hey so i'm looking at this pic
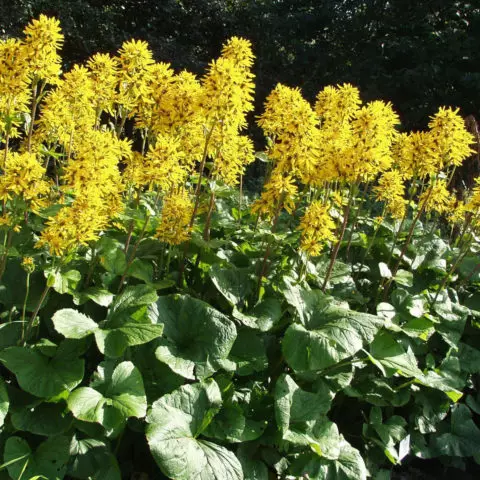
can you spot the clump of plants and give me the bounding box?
[0,15,479,480]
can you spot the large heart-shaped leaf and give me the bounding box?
[4,436,70,480]
[146,379,243,480]
[429,404,480,457]
[68,437,121,480]
[369,331,423,378]
[0,341,84,398]
[67,361,147,435]
[282,292,382,372]
[52,291,163,358]
[209,264,253,307]
[275,374,333,438]
[289,440,367,480]
[150,295,237,379]
[11,401,72,436]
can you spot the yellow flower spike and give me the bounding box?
[258,84,321,184]
[36,195,108,257]
[251,170,298,219]
[221,37,255,69]
[392,131,439,179]
[0,151,51,213]
[428,107,475,169]
[298,201,336,256]
[36,64,96,147]
[419,179,453,215]
[0,39,31,137]
[155,190,194,245]
[23,15,63,84]
[143,135,187,192]
[212,132,255,187]
[87,53,119,116]
[117,39,155,116]
[199,45,255,133]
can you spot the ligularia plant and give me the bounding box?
[0,15,478,480]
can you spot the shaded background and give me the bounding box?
[2,0,480,130]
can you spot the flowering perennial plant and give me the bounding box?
[0,16,479,480]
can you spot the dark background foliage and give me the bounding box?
[2,0,480,129]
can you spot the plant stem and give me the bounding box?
[203,190,216,241]
[21,272,31,340]
[322,184,355,292]
[256,200,283,296]
[26,284,50,342]
[189,123,215,229]
[27,80,39,152]
[430,242,471,309]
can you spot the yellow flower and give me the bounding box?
[420,179,453,214]
[212,132,255,186]
[428,107,475,169]
[345,100,400,181]
[251,170,298,218]
[221,37,255,69]
[21,256,35,273]
[117,39,155,116]
[315,83,362,124]
[23,15,63,84]
[155,189,193,245]
[374,170,405,203]
[0,38,31,137]
[36,195,108,257]
[0,151,51,212]
[199,48,254,133]
[258,84,321,184]
[36,64,96,146]
[142,135,187,192]
[392,131,439,179]
[87,53,119,116]
[298,201,336,256]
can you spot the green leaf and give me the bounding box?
[275,374,333,436]
[0,322,24,349]
[146,380,243,480]
[67,361,147,435]
[95,322,164,358]
[4,436,70,480]
[49,268,81,294]
[369,331,423,378]
[237,445,268,480]
[394,269,413,287]
[210,264,253,307]
[151,295,237,378]
[98,237,127,275]
[69,437,120,480]
[0,377,8,427]
[0,342,84,398]
[52,309,99,339]
[107,284,158,325]
[11,401,72,436]
[73,287,114,307]
[53,304,164,358]
[432,295,468,347]
[282,294,382,372]
[127,258,153,283]
[429,404,480,457]
[229,330,268,376]
[204,402,266,443]
[289,440,367,480]
[232,298,282,331]
[379,262,392,278]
